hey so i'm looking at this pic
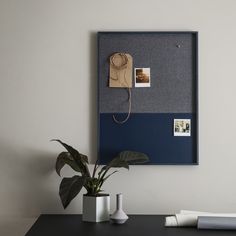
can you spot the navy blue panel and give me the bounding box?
[99,113,197,165]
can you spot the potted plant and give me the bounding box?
[52,139,149,222]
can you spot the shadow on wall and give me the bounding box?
[0,141,60,217]
[89,31,98,164]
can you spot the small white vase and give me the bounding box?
[82,194,110,222]
[110,193,128,224]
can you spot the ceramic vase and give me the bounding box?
[82,194,110,222]
[110,193,128,224]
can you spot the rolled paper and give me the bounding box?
[164,216,178,227]
[198,216,236,230]
[165,210,236,227]
[165,214,198,227]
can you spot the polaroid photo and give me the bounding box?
[174,119,191,136]
[135,68,151,87]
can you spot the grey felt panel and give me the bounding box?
[98,32,197,113]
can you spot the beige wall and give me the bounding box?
[1,0,236,221]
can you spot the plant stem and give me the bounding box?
[92,158,99,179]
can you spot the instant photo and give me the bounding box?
[174,119,191,136]
[135,68,151,87]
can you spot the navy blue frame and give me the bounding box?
[97,31,199,165]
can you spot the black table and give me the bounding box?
[25,215,236,236]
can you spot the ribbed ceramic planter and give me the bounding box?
[82,194,110,222]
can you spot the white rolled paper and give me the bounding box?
[165,216,178,227]
[165,210,236,227]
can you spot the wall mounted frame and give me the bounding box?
[97,31,198,165]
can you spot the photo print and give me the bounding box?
[174,119,191,136]
[135,68,151,87]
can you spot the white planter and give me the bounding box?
[82,194,110,222]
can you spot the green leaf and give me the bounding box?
[52,139,90,177]
[80,154,89,163]
[55,152,81,176]
[59,175,86,209]
[51,139,88,162]
[105,151,149,170]
[118,151,149,164]
[98,151,149,187]
[107,158,130,169]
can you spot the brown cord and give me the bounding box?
[112,87,131,124]
[110,53,132,124]
[110,53,128,71]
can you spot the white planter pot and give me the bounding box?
[82,194,110,222]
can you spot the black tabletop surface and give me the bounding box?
[25,215,236,236]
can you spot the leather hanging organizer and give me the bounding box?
[109,53,133,88]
